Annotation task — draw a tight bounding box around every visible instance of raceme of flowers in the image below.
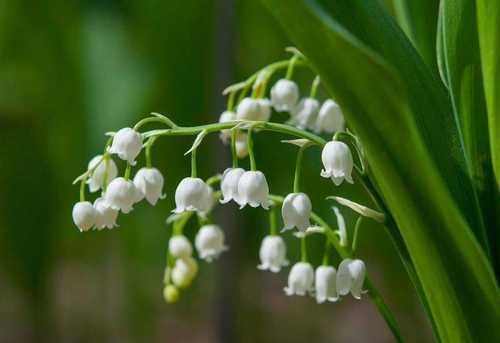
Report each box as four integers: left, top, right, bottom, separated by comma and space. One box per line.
72, 50, 385, 307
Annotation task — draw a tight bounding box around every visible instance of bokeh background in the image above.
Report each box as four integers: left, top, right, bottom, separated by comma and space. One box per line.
0, 1, 433, 342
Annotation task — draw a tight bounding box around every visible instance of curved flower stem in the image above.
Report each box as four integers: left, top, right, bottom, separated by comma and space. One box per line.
191, 148, 198, 178
124, 163, 132, 180
231, 129, 238, 168
309, 76, 321, 98
269, 204, 279, 236
293, 145, 306, 192
351, 216, 363, 253
322, 239, 330, 266
79, 179, 86, 202
300, 236, 308, 262
134, 116, 174, 131
247, 128, 257, 171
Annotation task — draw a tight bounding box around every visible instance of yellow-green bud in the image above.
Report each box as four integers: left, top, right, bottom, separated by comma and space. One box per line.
163, 285, 180, 304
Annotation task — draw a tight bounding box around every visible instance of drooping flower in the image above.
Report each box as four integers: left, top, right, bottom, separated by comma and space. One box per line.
271, 79, 299, 112
237, 171, 271, 209
290, 98, 320, 129
284, 262, 314, 296
257, 98, 272, 122
235, 132, 249, 158
163, 284, 180, 304
133, 167, 165, 205
258, 235, 288, 273
199, 184, 215, 215
321, 141, 354, 185
173, 177, 212, 214
236, 98, 263, 121
72, 201, 97, 232
281, 192, 312, 232
220, 168, 245, 204
94, 197, 119, 229
218, 110, 236, 142
315, 265, 339, 303
336, 258, 366, 299
104, 177, 140, 213
168, 235, 193, 259
108, 127, 143, 165
195, 224, 228, 262
86, 155, 118, 192
171, 256, 198, 288
314, 99, 345, 134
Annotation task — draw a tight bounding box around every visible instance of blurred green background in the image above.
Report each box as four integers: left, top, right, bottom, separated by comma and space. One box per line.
0, 1, 432, 342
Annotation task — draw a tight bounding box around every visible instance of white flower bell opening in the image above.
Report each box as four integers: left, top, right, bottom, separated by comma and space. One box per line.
290, 97, 320, 129
87, 155, 117, 192
173, 177, 212, 214
72, 201, 97, 232
94, 197, 119, 229
336, 258, 366, 299
195, 224, 228, 262
281, 192, 312, 232
218, 110, 236, 141
321, 141, 354, 185
220, 168, 245, 204
315, 265, 339, 303
284, 261, 314, 296
109, 127, 142, 165
237, 170, 271, 209
258, 235, 288, 273
104, 177, 139, 213
171, 256, 198, 289
133, 167, 165, 205
168, 235, 193, 259
271, 79, 299, 112
314, 99, 345, 134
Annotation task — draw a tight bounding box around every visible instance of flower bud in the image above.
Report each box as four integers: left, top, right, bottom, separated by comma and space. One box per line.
336, 258, 366, 299
271, 79, 299, 112
133, 167, 165, 205
163, 285, 180, 304
284, 262, 314, 296
195, 225, 228, 262
236, 98, 262, 121
314, 99, 345, 134
218, 111, 236, 142
104, 177, 139, 213
237, 171, 271, 209
220, 168, 245, 204
94, 197, 119, 229
72, 201, 97, 232
168, 235, 193, 259
87, 155, 117, 192
315, 265, 339, 303
290, 98, 320, 129
258, 235, 288, 273
109, 127, 142, 165
171, 256, 198, 288
320, 141, 354, 185
281, 192, 312, 232
235, 132, 249, 158
173, 177, 211, 214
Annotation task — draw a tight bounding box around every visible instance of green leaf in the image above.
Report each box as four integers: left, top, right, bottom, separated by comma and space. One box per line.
262, 0, 500, 341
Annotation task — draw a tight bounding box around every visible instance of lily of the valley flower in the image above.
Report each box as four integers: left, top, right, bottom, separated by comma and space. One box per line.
173, 177, 212, 214
218, 110, 236, 141
133, 167, 165, 205
195, 224, 228, 262
257, 98, 272, 122
237, 171, 271, 209
290, 98, 320, 130
169, 235, 193, 259
220, 168, 245, 204
321, 141, 354, 185
109, 127, 142, 165
72, 201, 97, 232
94, 197, 119, 229
315, 265, 339, 303
171, 256, 198, 288
271, 79, 299, 112
284, 262, 314, 296
87, 155, 117, 192
336, 258, 366, 299
258, 235, 288, 273
314, 99, 345, 134
281, 192, 312, 232
104, 177, 140, 213
236, 97, 270, 122
235, 132, 249, 158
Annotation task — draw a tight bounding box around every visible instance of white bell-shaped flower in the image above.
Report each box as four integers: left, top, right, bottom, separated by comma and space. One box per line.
258, 235, 288, 273
271, 79, 299, 112
236, 98, 262, 121
220, 168, 245, 204
199, 184, 215, 215
86, 155, 118, 192
315, 265, 339, 303
237, 171, 271, 209
218, 110, 236, 141
168, 235, 193, 259
281, 192, 312, 232
321, 141, 354, 185
257, 98, 272, 122
235, 132, 249, 158
173, 177, 211, 214
290, 98, 320, 129
171, 256, 198, 288
336, 258, 366, 299
133, 167, 165, 205
314, 99, 345, 134
195, 224, 228, 262
72, 201, 97, 232
104, 177, 139, 213
109, 127, 143, 165
284, 262, 314, 296
93, 197, 119, 229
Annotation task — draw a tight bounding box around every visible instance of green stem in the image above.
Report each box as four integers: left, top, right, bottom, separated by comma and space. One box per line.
145, 141, 154, 169
134, 116, 174, 131
231, 129, 238, 168
269, 204, 278, 236
247, 128, 257, 171
300, 236, 307, 262
352, 216, 363, 253
286, 55, 299, 79
79, 179, 86, 202
310, 75, 321, 98
227, 91, 237, 112
191, 148, 197, 178
293, 145, 306, 192
322, 239, 330, 265
124, 163, 132, 180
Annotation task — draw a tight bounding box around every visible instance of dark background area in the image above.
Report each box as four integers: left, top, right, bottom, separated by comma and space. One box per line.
0, 1, 432, 342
